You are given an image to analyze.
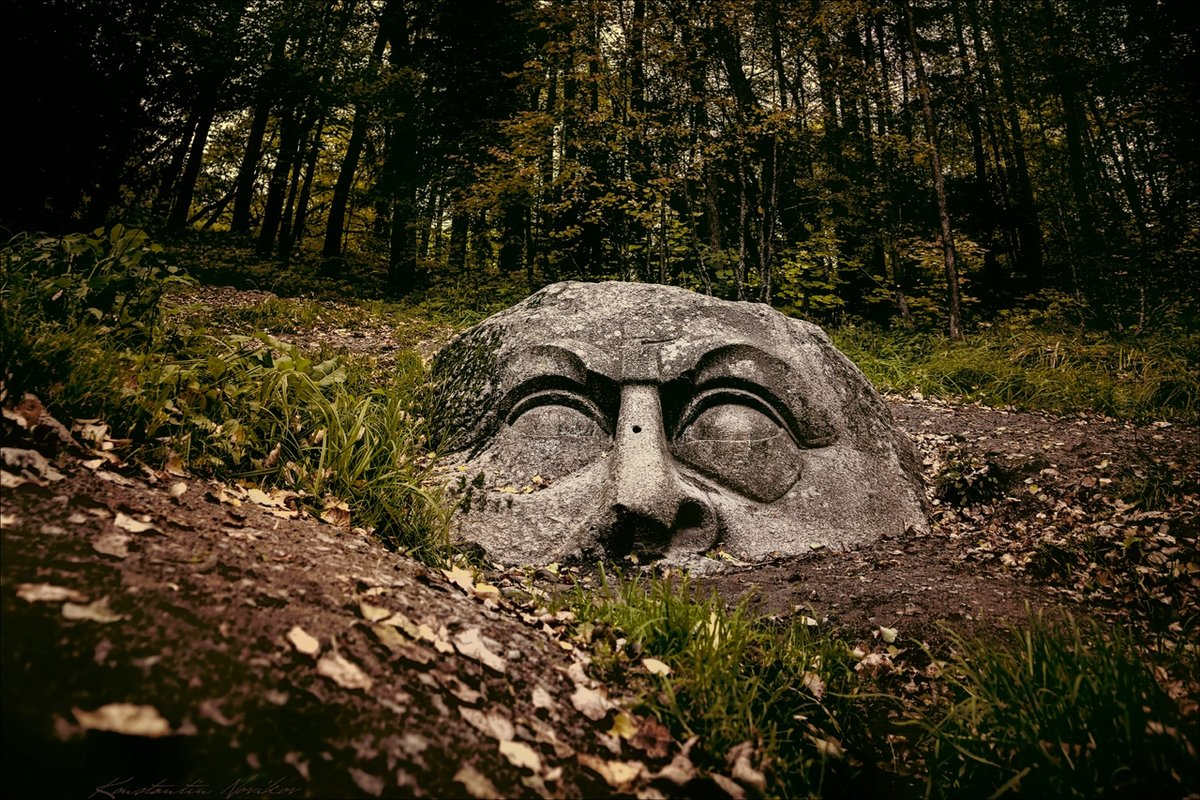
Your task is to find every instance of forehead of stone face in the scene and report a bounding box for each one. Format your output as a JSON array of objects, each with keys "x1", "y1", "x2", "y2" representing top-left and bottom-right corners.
[{"x1": 433, "y1": 281, "x2": 874, "y2": 454}]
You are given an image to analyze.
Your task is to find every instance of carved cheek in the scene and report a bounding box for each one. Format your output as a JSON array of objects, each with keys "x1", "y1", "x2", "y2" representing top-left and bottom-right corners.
[{"x1": 672, "y1": 403, "x2": 803, "y2": 502}]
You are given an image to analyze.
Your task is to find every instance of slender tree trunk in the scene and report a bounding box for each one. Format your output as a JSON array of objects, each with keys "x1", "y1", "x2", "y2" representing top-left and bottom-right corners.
[
  {"x1": 903, "y1": 0, "x2": 963, "y2": 340},
  {"x1": 257, "y1": 112, "x2": 302, "y2": 257},
  {"x1": 166, "y1": 95, "x2": 217, "y2": 232},
  {"x1": 230, "y1": 33, "x2": 286, "y2": 235},
  {"x1": 322, "y1": 21, "x2": 388, "y2": 262},
  {"x1": 989, "y1": 0, "x2": 1043, "y2": 283},
  {"x1": 448, "y1": 211, "x2": 469, "y2": 272},
  {"x1": 154, "y1": 113, "x2": 198, "y2": 217}
]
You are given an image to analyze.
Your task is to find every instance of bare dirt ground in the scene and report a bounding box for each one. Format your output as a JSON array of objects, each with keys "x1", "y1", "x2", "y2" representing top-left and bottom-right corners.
[{"x1": 2, "y1": 287, "x2": 1197, "y2": 798}]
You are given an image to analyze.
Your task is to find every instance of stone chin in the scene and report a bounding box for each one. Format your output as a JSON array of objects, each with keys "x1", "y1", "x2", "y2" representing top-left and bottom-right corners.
[{"x1": 433, "y1": 281, "x2": 928, "y2": 568}]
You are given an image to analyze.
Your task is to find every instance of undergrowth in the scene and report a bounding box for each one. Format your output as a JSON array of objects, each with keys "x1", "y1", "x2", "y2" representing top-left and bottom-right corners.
[
  {"x1": 833, "y1": 322, "x2": 1199, "y2": 423},
  {"x1": 568, "y1": 568, "x2": 877, "y2": 797},
  {"x1": 1, "y1": 227, "x2": 449, "y2": 561},
  {"x1": 919, "y1": 612, "x2": 1198, "y2": 799},
  {"x1": 569, "y1": 571, "x2": 1198, "y2": 798}
]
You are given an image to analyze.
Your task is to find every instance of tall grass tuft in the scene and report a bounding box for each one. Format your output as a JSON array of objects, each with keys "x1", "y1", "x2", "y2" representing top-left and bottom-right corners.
[
  {"x1": 3, "y1": 229, "x2": 451, "y2": 562},
  {"x1": 569, "y1": 569, "x2": 885, "y2": 797},
  {"x1": 918, "y1": 612, "x2": 1198, "y2": 798}
]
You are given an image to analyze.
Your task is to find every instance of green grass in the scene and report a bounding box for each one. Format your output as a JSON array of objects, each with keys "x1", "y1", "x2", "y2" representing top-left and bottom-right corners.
[
  {"x1": 567, "y1": 569, "x2": 894, "y2": 797},
  {"x1": 832, "y1": 323, "x2": 1200, "y2": 423},
  {"x1": 918, "y1": 612, "x2": 1198, "y2": 799},
  {"x1": 564, "y1": 571, "x2": 1198, "y2": 798},
  {"x1": 2, "y1": 227, "x2": 450, "y2": 561}
]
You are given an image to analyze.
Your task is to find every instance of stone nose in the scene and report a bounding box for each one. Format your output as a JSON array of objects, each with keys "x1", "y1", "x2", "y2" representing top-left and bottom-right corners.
[{"x1": 604, "y1": 384, "x2": 718, "y2": 558}]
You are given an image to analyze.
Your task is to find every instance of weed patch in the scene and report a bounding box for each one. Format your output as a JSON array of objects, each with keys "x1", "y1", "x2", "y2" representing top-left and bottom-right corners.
[
  {"x1": 2, "y1": 228, "x2": 450, "y2": 561},
  {"x1": 833, "y1": 324, "x2": 1200, "y2": 422},
  {"x1": 918, "y1": 613, "x2": 1198, "y2": 799}
]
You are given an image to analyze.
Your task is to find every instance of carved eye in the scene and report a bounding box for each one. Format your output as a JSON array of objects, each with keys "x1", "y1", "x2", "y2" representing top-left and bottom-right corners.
[
  {"x1": 672, "y1": 391, "x2": 802, "y2": 502},
  {"x1": 498, "y1": 391, "x2": 611, "y2": 478}
]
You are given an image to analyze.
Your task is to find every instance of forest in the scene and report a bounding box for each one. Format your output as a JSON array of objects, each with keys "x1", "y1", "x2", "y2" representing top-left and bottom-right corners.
[
  {"x1": 2, "y1": 2, "x2": 1199, "y2": 798},
  {"x1": 4, "y1": 0, "x2": 1197, "y2": 336}
]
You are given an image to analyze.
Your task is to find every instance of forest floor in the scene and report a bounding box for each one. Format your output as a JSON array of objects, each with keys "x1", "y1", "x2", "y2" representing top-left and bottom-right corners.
[{"x1": 2, "y1": 285, "x2": 1197, "y2": 798}]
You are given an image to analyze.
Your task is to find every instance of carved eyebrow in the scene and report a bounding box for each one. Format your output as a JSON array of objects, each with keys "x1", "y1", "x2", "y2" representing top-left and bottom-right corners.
[
  {"x1": 499, "y1": 345, "x2": 617, "y2": 425},
  {"x1": 687, "y1": 344, "x2": 835, "y2": 446},
  {"x1": 505, "y1": 344, "x2": 590, "y2": 385}
]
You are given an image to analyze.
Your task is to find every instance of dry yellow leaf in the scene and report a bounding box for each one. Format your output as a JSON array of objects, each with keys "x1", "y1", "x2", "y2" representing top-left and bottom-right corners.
[
  {"x1": 73, "y1": 703, "x2": 171, "y2": 737},
  {"x1": 642, "y1": 658, "x2": 671, "y2": 676},
  {"x1": 286, "y1": 625, "x2": 320, "y2": 657},
  {"x1": 499, "y1": 740, "x2": 541, "y2": 773}
]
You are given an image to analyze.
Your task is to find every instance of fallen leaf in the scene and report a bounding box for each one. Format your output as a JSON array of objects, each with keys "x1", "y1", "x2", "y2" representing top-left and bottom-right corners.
[
  {"x1": 369, "y1": 624, "x2": 408, "y2": 651},
  {"x1": 316, "y1": 653, "x2": 373, "y2": 692},
  {"x1": 473, "y1": 582, "x2": 502, "y2": 601},
  {"x1": 460, "y1": 707, "x2": 514, "y2": 742},
  {"x1": 454, "y1": 764, "x2": 499, "y2": 799},
  {"x1": 380, "y1": 611, "x2": 422, "y2": 639},
  {"x1": 608, "y1": 712, "x2": 638, "y2": 739},
  {"x1": 855, "y1": 652, "x2": 893, "y2": 677},
  {"x1": 710, "y1": 772, "x2": 747, "y2": 799},
  {"x1": 808, "y1": 734, "x2": 844, "y2": 760},
  {"x1": 164, "y1": 451, "x2": 186, "y2": 476},
  {"x1": 17, "y1": 583, "x2": 87, "y2": 604},
  {"x1": 417, "y1": 624, "x2": 455, "y2": 654},
  {"x1": 73, "y1": 703, "x2": 171, "y2": 737},
  {"x1": 96, "y1": 471, "x2": 136, "y2": 487},
  {"x1": 653, "y1": 738, "x2": 698, "y2": 785},
  {"x1": 1, "y1": 447, "x2": 65, "y2": 483},
  {"x1": 348, "y1": 768, "x2": 384, "y2": 797},
  {"x1": 802, "y1": 671, "x2": 825, "y2": 700},
  {"x1": 0, "y1": 512, "x2": 18, "y2": 527},
  {"x1": 319, "y1": 497, "x2": 350, "y2": 528},
  {"x1": 93, "y1": 531, "x2": 131, "y2": 559},
  {"x1": 63, "y1": 597, "x2": 124, "y2": 623},
  {"x1": 570, "y1": 685, "x2": 612, "y2": 721},
  {"x1": 532, "y1": 685, "x2": 554, "y2": 712},
  {"x1": 1, "y1": 470, "x2": 27, "y2": 489},
  {"x1": 878, "y1": 626, "x2": 898, "y2": 644},
  {"x1": 577, "y1": 753, "x2": 643, "y2": 789},
  {"x1": 286, "y1": 625, "x2": 320, "y2": 657},
  {"x1": 114, "y1": 512, "x2": 157, "y2": 534},
  {"x1": 358, "y1": 601, "x2": 391, "y2": 623},
  {"x1": 442, "y1": 565, "x2": 475, "y2": 594},
  {"x1": 727, "y1": 741, "x2": 767, "y2": 792},
  {"x1": 500, "y1": 740, "x2": 542, "y2": 772},
  {"x1": 643, "y1": 657, "x2": 671, "y2": 676},
  {"x1": 453, "y1": 627, "x2": 507, "y2": 673},
  {"x1": 630, "y1": 716, "x2": 673, "y2": 759}
]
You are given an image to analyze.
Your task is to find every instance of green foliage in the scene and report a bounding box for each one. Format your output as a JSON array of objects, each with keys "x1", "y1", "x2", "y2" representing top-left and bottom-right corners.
[
  {"x1": 1, "y1": 226, "x2": 191, "y2": 393},
  {"x1": 833, "y1": 321, "x2": 1200, "y2": 422},
  {"x1": 568, "y1": 569, "x2": 875, "y2": 797},
  {"x1": 144, "y1": 334, "x2": 447, "y2": 558},
  {"x1": 3, "y1": 229, "x2": 449, "y2": 562},
  {"x1": 918, "y1": 613, "x2": 1198, "y2": 799}
]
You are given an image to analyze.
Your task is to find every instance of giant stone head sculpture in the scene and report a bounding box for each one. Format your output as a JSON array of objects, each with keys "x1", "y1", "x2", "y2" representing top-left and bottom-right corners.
[{"x1": 432, "y1": 282, "x2": 927, "y2": 568}]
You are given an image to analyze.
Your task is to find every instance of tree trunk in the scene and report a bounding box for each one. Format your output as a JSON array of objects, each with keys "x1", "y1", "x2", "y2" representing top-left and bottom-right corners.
[
  {"x1": 166, "y1": 95, "x2": 217, "y2": 232},
  {"x1": 230, "y1": 34, "x2": 286, "y2": 235},
  {"x1": 322, "y1": 21, "x2": 388, "y2": 263},
  {"x1": 256, "y1": 112, "x2": 302, "y2": 257},
  {"x1": 903, "y1": 0, "x2": 963, "y2": 341}
]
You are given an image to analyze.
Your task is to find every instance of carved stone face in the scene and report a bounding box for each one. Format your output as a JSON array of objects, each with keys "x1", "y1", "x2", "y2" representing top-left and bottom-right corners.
[{"x1": 433, "y1": 282, "x2": 927, "y2": 568}]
